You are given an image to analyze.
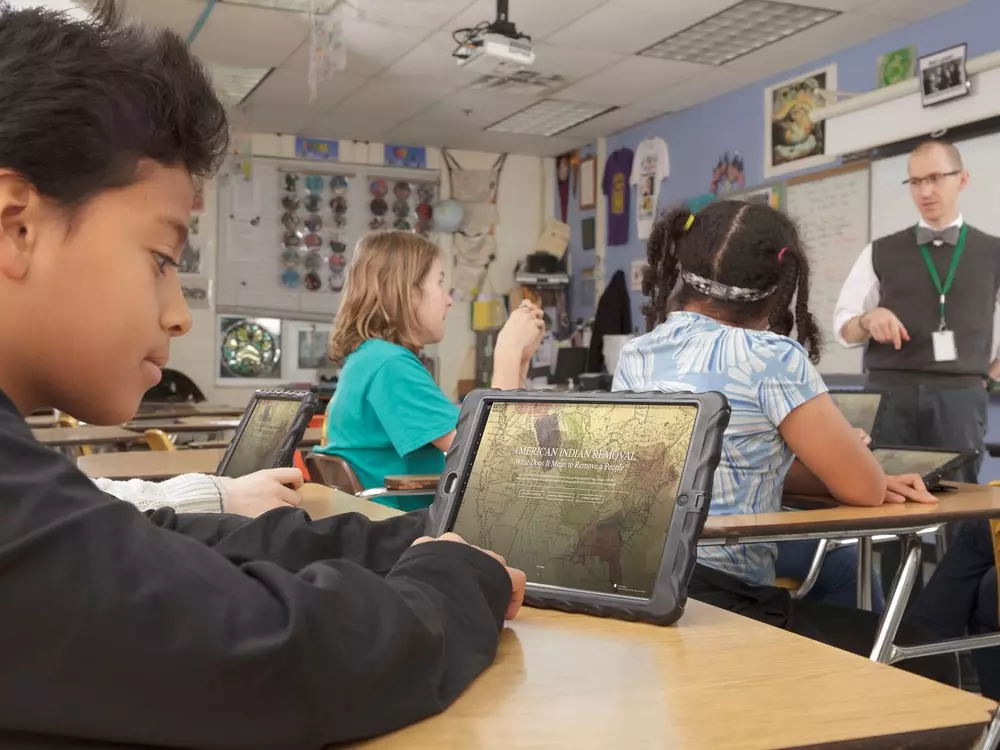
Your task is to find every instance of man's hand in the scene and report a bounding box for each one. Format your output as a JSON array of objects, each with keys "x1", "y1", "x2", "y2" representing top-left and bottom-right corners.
[
  {"x1": 860, "y1": 308, "x2": 910, "y2": 350},
  {"x1": 412, "y1": 532, "x2": 526, "y2": 620},
  {"x1": 218, "y1": 468, "x2": 303, "y2": 517},
  {"x1": 884, "y1": 474, "x2": 938, "y2": 504}
]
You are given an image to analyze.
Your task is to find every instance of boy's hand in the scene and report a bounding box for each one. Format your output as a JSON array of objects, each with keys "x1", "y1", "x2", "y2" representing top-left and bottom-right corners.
[
  {"x1": 412, "y1": 533, "x2": 526, "y2": 620},
  {"x1": 884, "y1": 474, "x2": 938, "y2": 504},
  {"x1": 218, "y1": 468, "x2": 303, "y2": 517}
]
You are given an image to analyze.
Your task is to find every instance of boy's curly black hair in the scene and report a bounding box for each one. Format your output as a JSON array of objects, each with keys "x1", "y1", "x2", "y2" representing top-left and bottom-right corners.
[
  {"x1": 0, "y1": 0, "x2": 230, "y2": 210},
  {"x1": 641, "y1": 199, "x2": 822, "y2": 363}
]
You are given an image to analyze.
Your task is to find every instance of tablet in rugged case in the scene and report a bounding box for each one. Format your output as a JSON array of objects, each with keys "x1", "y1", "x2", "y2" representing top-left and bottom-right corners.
[
  {"x1": 216, "y1": 389, "x2": 318, "y2": 478},
  {"x1": 829, "y1": 390, "x2": 885, "y2": 436},
  {"x1": 871, "y1": 445, "x2": 979, "y2": 487},
  {"x1": 427, "y1": 389, "x2": 730, "y2": 626}
]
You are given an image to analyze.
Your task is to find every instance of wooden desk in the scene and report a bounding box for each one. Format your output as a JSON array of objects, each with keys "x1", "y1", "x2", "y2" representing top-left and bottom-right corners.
[
  {"x1": 187, "y1": 427, "x2": 322, "y2": 451},
  {"x1": 32, "y1": 425, "x2": 142, "y2": 448},
  {"x1": 353, "y1": 602, "x2": 995, "y2": 750},
  {"x1": 78, "y1": 449, "x2": 226, "y2": 480},
  {"x1": 124, "y1": 417, "x2": 241, "y2": 434},
  {"x1": 25, "y1": 414, "x2": 57, "y2": 428},
  {"x1": 133, "y1": 403, "x2": 244, "y2": 420}
]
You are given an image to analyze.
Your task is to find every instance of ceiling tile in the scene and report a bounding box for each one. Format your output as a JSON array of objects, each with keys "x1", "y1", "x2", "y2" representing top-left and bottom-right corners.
[
  {"x1": 402, "y1": 88, "x2": 540, "y2": 129},
  {"x1": 300, "y1": 113, "x2": 393, "y2": 142},
  {"x1": 123, "y1": 0, "x2": 208, "y2": 35},
  {"x1": 379, "y1": 31, "x2": 485, "y2": 86},
  {"x1": 640, "y1": 63, "x2": 774, "y2": 113},
  {"x1": 244, "y1": 68, "x2": 368, "y2": 110},
  {"x1": 447, "y1": 0, "x2": 610, "y2": 42},
  {"x1": 558, "y1": 105, "x2": 666, "y2": 139},
  {"x1": 239, "y1": 104, "x2": 315, "y2": 135},
  {"x1": 332, "y1": 79, "x2": 458, "y2": 124},
  {"x1": 545, "y1": 0, "x2": 741, "y2": 55},
  {"x1": 559, "y1": 56, "x2": 710, "y2": 106},
  {"x1": 726, "y1": 11, "x2": 904, "y2": 73},
  {"x1": 861, "y1": 0, "x2": 973, "y2": 21},
  {"x1": 283, "y1": 19, "x2": 430, "y2": 76},
  {"x1": 530, "y1": 44, "x2": 626, "y2": 81},
  {"x1": 346, "y1": 0, "x2": 479, "y2": 30},
  {"x1": 782, "y1": 0, "x2": 869, "y2": 10},
  {"x1": 382, "y1": 121, "x2": 477, "y2": 149},
  {"x1": 451, "y1": 131, "x2": 589, "y2": 157},
  {"x1": 190, "y1": 4, "x2": 308, "y2": 68}
]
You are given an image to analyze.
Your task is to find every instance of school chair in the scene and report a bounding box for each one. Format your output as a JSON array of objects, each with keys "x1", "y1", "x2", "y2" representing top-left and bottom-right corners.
[
  {"x1": 303, "y1": 454, "x2": 439, "y2": 501},
  {"x1": 143, "y1": 429, "x2": 175, "y2": 452},
  {"x1": 57, "y1": 413, "x2": 93, "y2": 458}
]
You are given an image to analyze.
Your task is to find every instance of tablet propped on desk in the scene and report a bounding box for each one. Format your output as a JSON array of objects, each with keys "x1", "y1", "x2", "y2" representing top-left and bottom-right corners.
[{"x1": 428, "y1": 389, "x2": 731, "y2": 626}]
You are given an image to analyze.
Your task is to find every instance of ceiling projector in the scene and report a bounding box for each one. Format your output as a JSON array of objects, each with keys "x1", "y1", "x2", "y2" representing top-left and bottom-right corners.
[{"x1": 452, "y1": 0, "x2": 535, "y2": 74}]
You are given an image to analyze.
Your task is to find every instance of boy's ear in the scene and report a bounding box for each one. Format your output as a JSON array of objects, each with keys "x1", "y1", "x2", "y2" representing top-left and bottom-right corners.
[{"x1": 0, "y1": 172, "x2": 34, "y2": 281}]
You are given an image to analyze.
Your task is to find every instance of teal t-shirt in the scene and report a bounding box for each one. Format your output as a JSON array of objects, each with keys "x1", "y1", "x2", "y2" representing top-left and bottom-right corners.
[{"x1": 315, "y1": 339, "x2": 459, "y2": 511}]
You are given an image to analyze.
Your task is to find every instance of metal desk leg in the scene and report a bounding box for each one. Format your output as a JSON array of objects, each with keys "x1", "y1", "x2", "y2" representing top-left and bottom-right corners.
[
  {"x1": 977, "y1": 708, "x2": 1000, "y2": 750},
  {"x1": 857, "y1": 536, "x2": 873, "y2": 611},
  {"x1": 870, "y1": 532, "x2": 923, "y2": 664}
]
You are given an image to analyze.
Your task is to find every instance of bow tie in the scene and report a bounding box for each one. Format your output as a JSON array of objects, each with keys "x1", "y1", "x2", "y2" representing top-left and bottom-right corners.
[{"x1": 917, "y1": 225, "x2": 961, "y2": 246}]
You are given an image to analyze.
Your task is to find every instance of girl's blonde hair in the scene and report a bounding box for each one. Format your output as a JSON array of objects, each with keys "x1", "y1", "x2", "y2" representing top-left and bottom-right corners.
[{"x1": 328, "y1": 230, "x2": 441, "y2": 363}]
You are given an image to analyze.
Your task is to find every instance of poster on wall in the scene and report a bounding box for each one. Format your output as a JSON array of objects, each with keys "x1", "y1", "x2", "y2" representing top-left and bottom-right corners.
[
  {"x1": 877, "y1": 45, "x2": 916, "y2": 88},
  {"x1": 710, "y1": 152, "x2": 745, "y2": 196},
  {"x1": 217, "y1": 316, "x2": 282, "y2": 381},
  {"x1": 630, "y1": 259, "x2": 645, "y2": 292},
  {"x1": 764, "y1": 64, "x2": 836, "y2": 178},
  {"x1": 295, "y1": 136, "x2": 339, "y2": 162},
  {"x1": 384, "y1": 145, "x2": 427, "y2": 169}
]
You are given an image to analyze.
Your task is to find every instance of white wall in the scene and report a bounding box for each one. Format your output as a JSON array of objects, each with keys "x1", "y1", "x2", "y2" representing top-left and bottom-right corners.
[{"x1": 168, "y1": 134, "x2": 549, "y2": 404}]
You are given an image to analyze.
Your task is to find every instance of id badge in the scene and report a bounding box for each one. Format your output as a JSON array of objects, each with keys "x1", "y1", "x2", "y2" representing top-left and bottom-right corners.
[{"x1": 932, "y1": 330, "x2": 958, "y2": 362}]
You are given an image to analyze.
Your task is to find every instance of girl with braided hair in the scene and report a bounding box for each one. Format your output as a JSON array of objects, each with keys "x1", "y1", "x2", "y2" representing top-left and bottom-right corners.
[{"x1": 613, "y1": 200, "x2": 957, "y2": 683}]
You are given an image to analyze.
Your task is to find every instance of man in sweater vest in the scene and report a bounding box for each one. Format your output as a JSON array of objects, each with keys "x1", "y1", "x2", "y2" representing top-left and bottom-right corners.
[{"x1": 834, "y1": 140, "x2": 1000, "y2": 484}]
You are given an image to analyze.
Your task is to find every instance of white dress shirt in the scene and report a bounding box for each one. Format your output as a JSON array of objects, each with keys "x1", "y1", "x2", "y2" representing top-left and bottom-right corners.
[{"x1": 832, "y1": 214, "x2": 1000, "y2": 361}]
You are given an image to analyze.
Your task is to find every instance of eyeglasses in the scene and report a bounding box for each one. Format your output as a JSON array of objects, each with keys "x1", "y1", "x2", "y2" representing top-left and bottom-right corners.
[{"x1": 903, "y1": 171, "x2": 960, "y2": 188}]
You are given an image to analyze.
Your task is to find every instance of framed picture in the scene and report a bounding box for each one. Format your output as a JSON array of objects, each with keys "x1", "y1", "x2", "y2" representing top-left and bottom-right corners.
[
  {"x1": 284, "y1": 320, "x2": 333, "y2": 383},
  {"x1": 877, "y1": 45, "x2": 916, "y2": 88},
  {"x1": 919, "y1": 43, "x2": 970, "y2": 107},
  {"x1": 578, "y1": 156, "x2": 596, "y2": 211},
  {"x1": 764, "y1": 64, "x2": 837, "y2": 178},
  {"x1": 216, "y1": 315, "x2": 283, "y2": 387}
]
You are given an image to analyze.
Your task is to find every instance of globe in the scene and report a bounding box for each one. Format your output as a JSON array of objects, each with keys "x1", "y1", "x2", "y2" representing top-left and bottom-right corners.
[{"x1": 434, "y1": 199, "x2": 465, "y2": 233}]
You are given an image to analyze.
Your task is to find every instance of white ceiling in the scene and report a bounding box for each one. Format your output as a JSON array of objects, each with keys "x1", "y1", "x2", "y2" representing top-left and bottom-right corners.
[{"x1": 122, "y1": 0, "x2": 974, "y2": 156}]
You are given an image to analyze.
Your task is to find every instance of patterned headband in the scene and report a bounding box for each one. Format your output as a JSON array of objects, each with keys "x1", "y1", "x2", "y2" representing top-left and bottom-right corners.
[{"x1": 680, "y1": 270, "x2": 776, "y2": 303}]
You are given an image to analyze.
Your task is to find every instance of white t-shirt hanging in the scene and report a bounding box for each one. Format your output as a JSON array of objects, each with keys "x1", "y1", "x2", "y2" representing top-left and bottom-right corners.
[{"x1": 630, "y1": 137, "x2": 670, "y2": 240}]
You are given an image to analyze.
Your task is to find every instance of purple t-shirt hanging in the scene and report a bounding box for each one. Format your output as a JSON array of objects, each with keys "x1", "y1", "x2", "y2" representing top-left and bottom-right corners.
[{"x1": 603, "y1": 148, "x2": 634, "y2": 246}]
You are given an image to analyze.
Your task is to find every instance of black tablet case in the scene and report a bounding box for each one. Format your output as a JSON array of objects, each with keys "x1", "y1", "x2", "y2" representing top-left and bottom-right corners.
[{"x1": 215, "y1": 389, "x2": 318, "y2": 477}]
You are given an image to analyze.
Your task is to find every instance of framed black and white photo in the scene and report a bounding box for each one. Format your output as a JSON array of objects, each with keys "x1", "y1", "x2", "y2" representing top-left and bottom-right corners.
[{"x1": 919, "y1": 43, "x2": 970, "y2": 107}]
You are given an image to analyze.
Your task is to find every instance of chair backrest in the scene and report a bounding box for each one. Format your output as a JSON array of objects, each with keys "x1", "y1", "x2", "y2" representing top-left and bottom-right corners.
[
  {"x1": 304, "y1": 453, "x2": 364, "y2": 495},
  {"x1": 144, "y1": 429, "x2": 175, "y2": 452}
]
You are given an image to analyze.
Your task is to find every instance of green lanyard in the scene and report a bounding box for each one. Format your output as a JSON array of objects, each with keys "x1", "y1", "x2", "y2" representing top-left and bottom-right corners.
[{"x1": 918, "y1": 224, "x2": 968, "y2": 329}]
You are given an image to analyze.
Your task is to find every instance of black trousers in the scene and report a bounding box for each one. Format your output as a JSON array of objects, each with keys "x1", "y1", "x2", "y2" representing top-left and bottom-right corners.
[
  {"x1": 906, "y1": 520, "x2": 1000, "y2": 700},
  {"x1": 688, "y1": 564, "x2": 958, "y2": 688}
]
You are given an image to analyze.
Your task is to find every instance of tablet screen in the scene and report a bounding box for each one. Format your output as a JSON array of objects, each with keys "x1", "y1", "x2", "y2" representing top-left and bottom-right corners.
[
  {"x1": 872, "y1": 448, "x2": 962, "y2": 479},
  {"x1": 451, "y1": 400, "x2": 697, "y2": 600},
  {"x1": 830, "y1": 393, "x2": 882, "y2": 434},
  {"x1": 219, "y1": 397, "x2": 303, "y2": 478}
]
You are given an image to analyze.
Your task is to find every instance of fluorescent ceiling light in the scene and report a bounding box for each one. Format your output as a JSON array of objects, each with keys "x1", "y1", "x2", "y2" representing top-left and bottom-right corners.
[
  {"x1": 206, "y1": 64, "x2": 273, "y2": 107},
  {"x1": 487, "y1": 100, "x2": 617, "y2": 136},
  {"x1": 219, "y1": 0, "x2": 341, "y2": 12},
  {"x1": 640, "y1": 1, "x2": 838, "y2": 66}
]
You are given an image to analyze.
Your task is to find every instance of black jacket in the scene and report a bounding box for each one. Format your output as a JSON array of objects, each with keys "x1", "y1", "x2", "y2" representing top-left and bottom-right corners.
[
  {"x1": 587, "y1": 269, "x2": 633, "y2": 374},
  {"x1": 0, "y1": 391, "x2": 511, "y2": 749}
]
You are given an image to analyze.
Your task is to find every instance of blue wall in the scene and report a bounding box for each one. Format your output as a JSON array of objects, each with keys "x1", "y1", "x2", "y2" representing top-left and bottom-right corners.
[
  {"x1": 564, "y1": 144, "x2": 598, "y2": 322},
  {"x1": 593, "y1": 0, "x2": 1000, "y2": 328}
]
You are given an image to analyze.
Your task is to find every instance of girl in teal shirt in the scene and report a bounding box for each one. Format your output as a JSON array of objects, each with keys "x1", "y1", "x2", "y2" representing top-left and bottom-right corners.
[{"x1": 316, "y1": 230, "x2": 544, "y2": 510}]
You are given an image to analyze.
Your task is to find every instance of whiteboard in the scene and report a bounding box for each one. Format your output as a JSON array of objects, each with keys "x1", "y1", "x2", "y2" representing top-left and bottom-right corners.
[
  {"x1": 785, "y1": 164, "x2": 870, "y2": 374},
  {"x1": 871, "y1": 131, "x2": 1000, "y2": 239}
]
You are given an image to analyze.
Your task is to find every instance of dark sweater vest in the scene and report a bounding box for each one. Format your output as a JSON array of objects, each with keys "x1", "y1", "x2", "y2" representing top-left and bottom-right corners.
[{"x1": 866, "y1": 224, "x2": 1000, "y2": 383}]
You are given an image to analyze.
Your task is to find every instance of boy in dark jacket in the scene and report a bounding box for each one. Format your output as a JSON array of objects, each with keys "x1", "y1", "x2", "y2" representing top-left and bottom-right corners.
[{"x1": 0, "y1": 2, "x2": 525, "y2": 748}]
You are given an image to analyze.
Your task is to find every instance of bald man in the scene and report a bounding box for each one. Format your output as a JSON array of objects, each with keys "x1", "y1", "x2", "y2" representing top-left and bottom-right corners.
[{"x1": 834, "y1": 140, "x2": 1000, "y2": 483}]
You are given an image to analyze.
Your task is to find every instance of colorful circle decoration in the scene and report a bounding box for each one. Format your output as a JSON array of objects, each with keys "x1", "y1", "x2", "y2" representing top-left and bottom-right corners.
[
  {"x1": 304, "y1": 193, "x2": 322, "y2": 213},
  {"x1": 281, "y1": 194, "x2": 300, "y2": 212},
  {"x1": 417, "y1": 184, "x2": 435, "y2": 203},
  {"x1": 328, "y1": 252, "x2": 347, "y2": 269},
  {"x1": 305, "y1": 174, "x2": 325, "y2": 194},
  {"x1": 369, "y1": 198, "x2": 388, "y2": 216},
  {"x1": 369, "y1": 217, "x2": 386, "y2": 230},
  {"x1": 329, "y1": 240, "x2": 346, "y2": 254},
  {"x1": 394, "y1": 181, "x2": 412, "y2": 201},
  {"x1": 392, "y1": 199, "x2": 410, "y2": 219},
  {"x1": 329, "y1": 271, "x2": 345, "y2": 292},
  {"x1": 304, "y1": 213, "x2": 323, "y2": 232},
  {"x1": 369, "y1": 178, "x2": 388, "y2": 198},
  {"x1": 330, "y1": 196, "x2": 348, "y2": 216},
  {"x1": 303, "y1": 232, "x2": 322, "y2": 248},
  {"x1": 416, "y1": 202, "x2": 433, "y2": 222},
  {"x1": 283, "y1": 231, "x2": 301, "y2": 247},
  {"x1": 303, "y1": 249, "x2": 322, "y2": 270},
  {"x1": 394, "y1": 218, "x2": 411, "y2": 231},
  {"x1": 281, "y1": 247, "x2": 302, "y2": 267},
  {"x1": 332, "y1": 216, "x2": 347, "y2": 230},
  {"x1": 331, "y1": 175, "x2": 349, "y2": 195},
  {"x1": 304, "y1": 270, "x2": 322, "y2": 291},
  {"x1": 281, "y1": 212, "x2": 301, "y2": 232},
  {"x1": 221, "y1": 319, "x2": 280, "y2": 377},
  {"x1": 281, "y1": 268, "x2": 301, "y2": 288},
  {"x1": 284, "y1": 174, "x2": 299, "y2": 192}
]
